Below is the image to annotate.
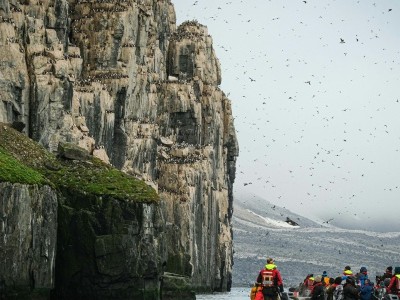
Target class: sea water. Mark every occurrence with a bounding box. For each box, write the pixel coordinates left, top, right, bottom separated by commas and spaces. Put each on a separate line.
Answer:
196, 287, 250, 299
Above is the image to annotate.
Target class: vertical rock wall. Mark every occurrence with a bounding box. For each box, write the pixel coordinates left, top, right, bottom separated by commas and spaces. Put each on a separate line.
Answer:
159, 22, 238, 291
0, 0, 238, 295
54, 192, 166, 300
0, 183, 57, 298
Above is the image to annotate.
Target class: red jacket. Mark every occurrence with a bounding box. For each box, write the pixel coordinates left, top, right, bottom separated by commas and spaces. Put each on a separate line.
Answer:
257, 264, 283, 288
388, 275, 400, 296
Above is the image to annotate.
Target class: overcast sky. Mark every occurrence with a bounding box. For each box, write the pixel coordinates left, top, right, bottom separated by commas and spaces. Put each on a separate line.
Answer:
172, 0, 400, 232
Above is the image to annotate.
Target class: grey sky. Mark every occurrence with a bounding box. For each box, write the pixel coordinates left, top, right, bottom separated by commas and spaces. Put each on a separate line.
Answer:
172, 0, 400, 232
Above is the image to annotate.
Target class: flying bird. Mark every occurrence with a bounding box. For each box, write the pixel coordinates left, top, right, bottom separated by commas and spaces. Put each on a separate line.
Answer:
322, 218, 334, 224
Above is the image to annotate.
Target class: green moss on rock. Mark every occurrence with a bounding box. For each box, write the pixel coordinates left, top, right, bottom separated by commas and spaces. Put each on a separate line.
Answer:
161, 273, 196, 300
43, 157, 158, 203
0, 123, 159, 203
0, 147, 48, 185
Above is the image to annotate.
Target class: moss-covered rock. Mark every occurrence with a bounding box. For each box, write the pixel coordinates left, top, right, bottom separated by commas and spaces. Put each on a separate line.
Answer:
0, 124, 164, 299
0, 123, 159, 203
57, 142, 90, 161
161, 273, 196, 300
0, 147, 48, 185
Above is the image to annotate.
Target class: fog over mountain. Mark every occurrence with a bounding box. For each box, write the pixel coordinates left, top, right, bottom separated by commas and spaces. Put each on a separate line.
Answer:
232, 192, 400, 288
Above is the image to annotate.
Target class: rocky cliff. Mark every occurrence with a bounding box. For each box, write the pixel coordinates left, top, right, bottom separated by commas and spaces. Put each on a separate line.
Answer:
0, 124, 163, 299
0, 0, 238, 298
0, 182, 57, 298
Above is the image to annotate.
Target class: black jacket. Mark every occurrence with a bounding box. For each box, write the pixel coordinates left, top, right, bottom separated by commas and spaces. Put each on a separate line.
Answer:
343, 284, 359, 300
312, 282, 325, 300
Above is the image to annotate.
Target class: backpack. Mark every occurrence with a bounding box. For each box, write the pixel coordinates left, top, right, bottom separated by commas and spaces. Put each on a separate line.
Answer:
334, 285, 344, 300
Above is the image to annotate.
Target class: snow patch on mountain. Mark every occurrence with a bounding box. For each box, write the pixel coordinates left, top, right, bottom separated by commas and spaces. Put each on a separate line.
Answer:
247, 209, 300, 228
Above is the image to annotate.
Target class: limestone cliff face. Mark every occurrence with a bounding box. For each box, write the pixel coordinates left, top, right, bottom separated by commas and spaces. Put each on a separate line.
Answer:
0, 0, 238, 296
159, 23, 237, 290
1, 123, 166, 299
0, 183, 57, 297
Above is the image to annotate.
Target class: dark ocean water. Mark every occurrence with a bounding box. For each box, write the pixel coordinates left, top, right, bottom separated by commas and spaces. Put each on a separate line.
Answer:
196, 287, 250, 299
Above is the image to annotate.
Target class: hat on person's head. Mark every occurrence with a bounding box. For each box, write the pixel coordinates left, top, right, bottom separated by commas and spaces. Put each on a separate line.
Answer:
344, 269, 353, 275
315, 275, 322, 283
360, 267, 367, 273
322, 271, 327, 277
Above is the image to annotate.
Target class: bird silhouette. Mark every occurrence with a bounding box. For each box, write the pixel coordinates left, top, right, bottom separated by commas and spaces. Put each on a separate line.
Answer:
322, 218, 334, 224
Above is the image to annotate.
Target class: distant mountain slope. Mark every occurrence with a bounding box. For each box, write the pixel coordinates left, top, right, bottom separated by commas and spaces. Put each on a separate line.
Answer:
233, 191, 321, 229
232, 192, 400, 288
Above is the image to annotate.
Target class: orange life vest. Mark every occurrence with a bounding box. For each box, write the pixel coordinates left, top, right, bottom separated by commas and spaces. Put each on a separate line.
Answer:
250, 285, 262, 300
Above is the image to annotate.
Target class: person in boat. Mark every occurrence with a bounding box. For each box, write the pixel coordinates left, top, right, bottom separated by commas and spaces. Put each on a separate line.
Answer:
255, 258, 284, 300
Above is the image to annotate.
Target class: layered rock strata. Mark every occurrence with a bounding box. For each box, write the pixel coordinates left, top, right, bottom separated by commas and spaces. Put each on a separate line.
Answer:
0, 0, 238, 297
